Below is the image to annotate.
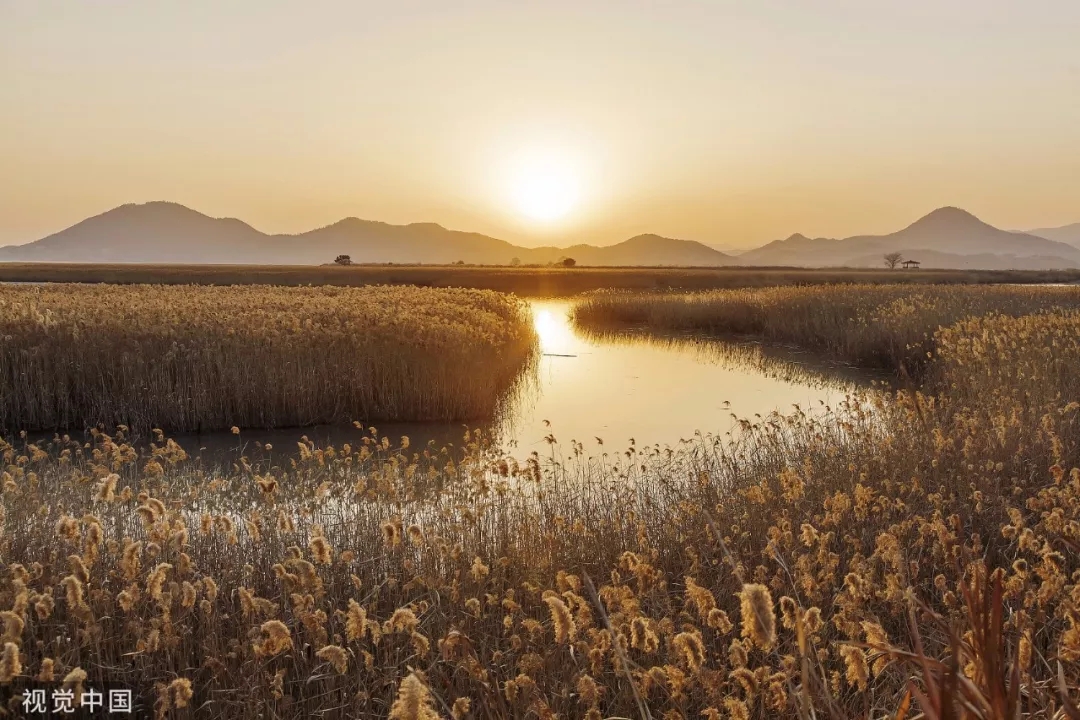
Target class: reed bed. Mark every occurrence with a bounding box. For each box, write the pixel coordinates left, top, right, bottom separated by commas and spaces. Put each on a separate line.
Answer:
572, 283, 1080, 376
2, 263, 1078, 296
0, 290, 1079, 717
0, 284, 536, 433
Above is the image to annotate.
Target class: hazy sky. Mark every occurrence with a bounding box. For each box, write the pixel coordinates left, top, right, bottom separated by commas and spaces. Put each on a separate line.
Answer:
2, 1, 1079, 249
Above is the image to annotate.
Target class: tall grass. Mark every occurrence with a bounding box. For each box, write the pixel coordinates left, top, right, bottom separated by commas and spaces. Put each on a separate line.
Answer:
572, 283, 1080, 375
2, 263, 1078, 296
0, 284, 536, 433
1, 287, 1079, 717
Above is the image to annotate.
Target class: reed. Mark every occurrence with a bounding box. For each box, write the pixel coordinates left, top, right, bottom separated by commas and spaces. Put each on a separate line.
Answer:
2, 263, 1078, 296
0, 284, 536, 433
0, 288, 1077, 717
572, 283, 1080, 375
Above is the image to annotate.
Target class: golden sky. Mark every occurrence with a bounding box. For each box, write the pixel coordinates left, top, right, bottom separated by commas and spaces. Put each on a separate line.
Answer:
2, 1, 1078, 249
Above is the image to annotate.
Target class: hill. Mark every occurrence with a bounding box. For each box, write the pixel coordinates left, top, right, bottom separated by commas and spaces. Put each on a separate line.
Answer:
738, 207, 1080, 269
4, 202, 1076, 270
523, 234, 736, 266
0, 202, 736, 267
0, 202, 271, 264
1029, 222, 1080, 249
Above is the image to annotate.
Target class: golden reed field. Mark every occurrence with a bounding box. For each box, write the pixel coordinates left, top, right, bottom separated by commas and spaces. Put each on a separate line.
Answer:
1, 263, 1079, 296
1, 283, 1080, 718
0, 284, 536, 432
572, 283, 1080, 377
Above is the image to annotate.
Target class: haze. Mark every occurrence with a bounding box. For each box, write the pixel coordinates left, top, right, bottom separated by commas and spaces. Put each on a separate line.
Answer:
2, 1, 1079, 249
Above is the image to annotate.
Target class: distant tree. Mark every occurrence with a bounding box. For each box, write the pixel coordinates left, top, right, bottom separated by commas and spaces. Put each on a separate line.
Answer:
883, 252, 903, 269
509, 257, 521, 267
454, 260, 465, 265
334, 254, 352, 266
561, 257, 576, 268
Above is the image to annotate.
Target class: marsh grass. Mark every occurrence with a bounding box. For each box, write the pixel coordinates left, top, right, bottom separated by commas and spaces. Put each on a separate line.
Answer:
0, 288, 1079, 717
572, 283, 1080, 376
2, 263, 1078, 296
0, 284, 536, 433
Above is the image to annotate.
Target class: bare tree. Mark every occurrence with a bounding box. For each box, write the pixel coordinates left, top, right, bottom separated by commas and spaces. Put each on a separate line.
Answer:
883, 252, 903, 269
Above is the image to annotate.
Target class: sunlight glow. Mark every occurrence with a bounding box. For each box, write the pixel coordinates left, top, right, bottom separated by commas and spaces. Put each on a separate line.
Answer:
509, 150, 581, 224
532, 307, 576, 355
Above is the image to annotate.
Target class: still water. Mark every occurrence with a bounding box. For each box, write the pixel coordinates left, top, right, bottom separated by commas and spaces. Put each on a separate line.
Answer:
172, 299, 871, 460
501, 299, 868, 452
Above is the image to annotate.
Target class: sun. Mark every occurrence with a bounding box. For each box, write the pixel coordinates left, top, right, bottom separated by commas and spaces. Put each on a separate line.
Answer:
509, 151, 581, 224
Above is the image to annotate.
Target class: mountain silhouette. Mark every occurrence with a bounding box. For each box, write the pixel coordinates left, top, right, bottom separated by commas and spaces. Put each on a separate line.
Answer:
738, 206, 1080, 268
1029, 222, 1080, 249
524, 234, 736, 267
2, 202, 1077, 269
0, 202, 737, 267
0, 202, 269, 264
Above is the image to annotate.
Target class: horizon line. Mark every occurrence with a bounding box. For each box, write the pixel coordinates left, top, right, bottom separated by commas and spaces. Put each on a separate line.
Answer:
5, 199, 1074, 254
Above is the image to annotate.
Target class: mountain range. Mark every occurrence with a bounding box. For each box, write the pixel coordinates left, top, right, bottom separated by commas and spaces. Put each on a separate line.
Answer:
738, 207, 1080, 269
1, 201, 1078, 269
0, 202, 737, 267
1028, 222, 1080, 249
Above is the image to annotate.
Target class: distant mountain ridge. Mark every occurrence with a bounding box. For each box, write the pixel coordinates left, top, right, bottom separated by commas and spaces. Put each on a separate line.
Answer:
0, 202, 737, 267
2, 201, 1078, 269
1028, 222, 1080, 249
739, 207, 1080, 269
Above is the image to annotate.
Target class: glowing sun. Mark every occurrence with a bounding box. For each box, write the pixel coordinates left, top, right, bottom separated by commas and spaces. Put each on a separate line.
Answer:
509, 151, 581, 223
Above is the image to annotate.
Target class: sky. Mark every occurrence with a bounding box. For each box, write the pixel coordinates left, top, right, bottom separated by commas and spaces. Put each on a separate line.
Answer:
2, 0, 1079, 249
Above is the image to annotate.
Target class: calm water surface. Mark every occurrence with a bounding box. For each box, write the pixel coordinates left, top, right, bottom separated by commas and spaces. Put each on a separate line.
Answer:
169, 299, 872, 461
501, 299, 868, 452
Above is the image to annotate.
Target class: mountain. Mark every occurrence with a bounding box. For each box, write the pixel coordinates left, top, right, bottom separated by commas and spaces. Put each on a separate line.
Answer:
738, 207, 1080, 269
288, 218, 525, 265
525, 234, 734, 267
0, 202, 270, 264
1029, 222, 1080, 249
4, 201, 1074, 269
705, 240, 748, 255
0, 202, 737, 267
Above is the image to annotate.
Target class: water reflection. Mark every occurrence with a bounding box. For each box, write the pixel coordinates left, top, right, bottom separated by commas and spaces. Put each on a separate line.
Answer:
496, 299, 873, 455
577, 326, 878, 392
534, 305, 579, 355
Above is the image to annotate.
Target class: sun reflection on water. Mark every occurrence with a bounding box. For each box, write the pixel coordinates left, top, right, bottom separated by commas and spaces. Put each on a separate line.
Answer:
514, 298, 876, 453
532, 306, 579, 355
